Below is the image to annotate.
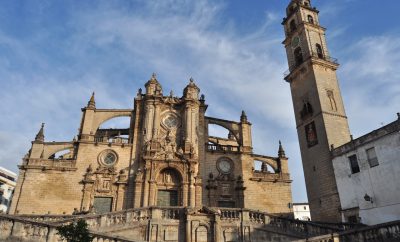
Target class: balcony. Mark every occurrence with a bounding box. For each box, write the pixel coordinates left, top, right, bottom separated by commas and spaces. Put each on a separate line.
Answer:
311, 51, 338, 64
94, 136, 129, 144
284, 52, 338, 80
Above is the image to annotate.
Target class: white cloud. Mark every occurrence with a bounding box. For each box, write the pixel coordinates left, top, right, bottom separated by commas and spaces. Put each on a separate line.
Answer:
339, 35, 400, 136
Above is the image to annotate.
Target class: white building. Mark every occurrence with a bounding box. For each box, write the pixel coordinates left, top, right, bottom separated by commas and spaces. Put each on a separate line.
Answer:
332, 114, 400, 225
292, 203, 311, 221
0, 167, 17, 213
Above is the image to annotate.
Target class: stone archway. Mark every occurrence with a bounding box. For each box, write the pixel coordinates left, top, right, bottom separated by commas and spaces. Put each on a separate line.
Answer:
156, 168, 182, 206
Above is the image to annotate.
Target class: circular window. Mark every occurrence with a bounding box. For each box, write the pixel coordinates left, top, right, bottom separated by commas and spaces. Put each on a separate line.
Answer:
104, 152, 116, 165
98, 150, 118, 167
162, 114, 179, 129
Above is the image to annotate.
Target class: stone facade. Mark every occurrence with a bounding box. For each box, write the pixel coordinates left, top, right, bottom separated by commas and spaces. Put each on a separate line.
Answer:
9, 74, 292, 218
282, 0, 351, 222
332, 115, 400, 225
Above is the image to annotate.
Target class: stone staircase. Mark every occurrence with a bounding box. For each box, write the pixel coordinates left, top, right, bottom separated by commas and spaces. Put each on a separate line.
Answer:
1, 207, 395, 242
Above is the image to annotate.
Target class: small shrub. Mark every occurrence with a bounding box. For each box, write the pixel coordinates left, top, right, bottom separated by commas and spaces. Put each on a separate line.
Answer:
57, 219, 93, 242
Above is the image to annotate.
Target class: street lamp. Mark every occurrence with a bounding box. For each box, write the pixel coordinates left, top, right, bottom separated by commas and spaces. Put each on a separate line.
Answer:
364, 194, 373, 203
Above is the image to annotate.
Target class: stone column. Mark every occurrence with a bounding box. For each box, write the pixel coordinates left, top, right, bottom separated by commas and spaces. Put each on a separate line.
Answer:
81, 181, 94, 212
214, 215, 221, 242
115, 183, 127, 210
144, 104, 154, 141
142, 168, 150, 207
186, 214, 191, 242
191, 107, 199, 155
189, 172, 195, 207
182, 182, 189, 207
152, 103, 160, 139
185, 105, 192, 152
133, 181, 143, 208
195, 177, 202, 207
148, 180, 156, 206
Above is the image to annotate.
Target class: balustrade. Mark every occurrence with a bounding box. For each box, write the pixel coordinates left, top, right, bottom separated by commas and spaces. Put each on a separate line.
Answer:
220, 209, 240, 220
249, 211, 265, 224
338, 221, 400, 241
161, 208, 181, 220
207, 144, 240, 153
91, 232, 136, 242
94, 136, 129, 144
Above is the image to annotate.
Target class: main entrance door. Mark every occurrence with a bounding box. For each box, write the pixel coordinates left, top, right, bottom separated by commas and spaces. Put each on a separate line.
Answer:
157, 190, 178, 206
93, 197, 113, 214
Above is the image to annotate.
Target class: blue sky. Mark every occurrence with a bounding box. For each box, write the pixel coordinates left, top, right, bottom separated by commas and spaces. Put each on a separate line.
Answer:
0, 0, 399, 203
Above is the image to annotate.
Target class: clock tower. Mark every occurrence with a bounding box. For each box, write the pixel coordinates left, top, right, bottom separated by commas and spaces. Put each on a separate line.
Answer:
282, 0, 351, 222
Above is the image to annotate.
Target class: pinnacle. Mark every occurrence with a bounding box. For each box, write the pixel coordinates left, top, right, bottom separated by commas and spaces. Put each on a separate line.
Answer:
278, 140, 286, 158
240, 110, 248, 123
35, 123, 45, 142
87, 92, 96, 109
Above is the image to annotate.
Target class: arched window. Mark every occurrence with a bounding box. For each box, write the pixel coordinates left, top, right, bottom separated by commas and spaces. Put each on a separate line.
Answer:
294, 47, 303, 66
288, 6, 296, 15
290, 20, 297, 32
307, 15, 314, 24
316, 44, 323, 58
300, 101, 313, 120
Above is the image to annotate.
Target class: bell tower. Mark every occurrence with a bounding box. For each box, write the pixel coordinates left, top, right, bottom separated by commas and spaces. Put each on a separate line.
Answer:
282, 0, 351, 222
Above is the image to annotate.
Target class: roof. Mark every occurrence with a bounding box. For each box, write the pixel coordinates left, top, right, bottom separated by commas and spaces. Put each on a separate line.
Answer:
0, 167, 17, 178
332, 115, 400, 157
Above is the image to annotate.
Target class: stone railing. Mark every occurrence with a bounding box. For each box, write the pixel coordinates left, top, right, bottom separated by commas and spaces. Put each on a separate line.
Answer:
210, 207, 342, 238
160, 207, 182, 220
94, 136, 129, 144
269, 216, 339, 237
0, 214, 139, 242
55, 207, 152, 230
206, 144, 240, 153
308, 220, 365, 231
249, 210, 266, 224
91, 232, 137, 242
220, 209, 241, 221
15, 214, 75, 222
338, 220, 400, 242
294, 220, 400, 242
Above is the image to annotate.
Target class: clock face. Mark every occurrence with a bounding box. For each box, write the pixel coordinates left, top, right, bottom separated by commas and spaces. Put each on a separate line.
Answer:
291, 36, 300, 48
217, 159, 232, 174
164, 115, 178, 129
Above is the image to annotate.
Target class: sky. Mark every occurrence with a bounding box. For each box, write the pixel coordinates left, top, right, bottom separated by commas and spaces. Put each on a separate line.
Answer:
0, 0, 399, 203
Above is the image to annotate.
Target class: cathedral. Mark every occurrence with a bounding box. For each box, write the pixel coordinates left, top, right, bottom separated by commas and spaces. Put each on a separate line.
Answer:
10, 74, 292, 216
2, 0, 400, 241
